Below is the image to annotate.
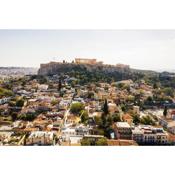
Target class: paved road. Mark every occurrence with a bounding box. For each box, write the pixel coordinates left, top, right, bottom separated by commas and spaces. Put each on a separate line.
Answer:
57, 95, 74, 145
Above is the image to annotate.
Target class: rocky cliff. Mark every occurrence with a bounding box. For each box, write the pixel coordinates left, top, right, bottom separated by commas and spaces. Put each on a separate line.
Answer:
38, 62, 131, 76
38, 62, 160, 84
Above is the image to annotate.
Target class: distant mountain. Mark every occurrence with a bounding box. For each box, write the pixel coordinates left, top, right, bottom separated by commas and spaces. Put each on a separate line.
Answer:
0, 67, 38, 76
156, 69, 175, 73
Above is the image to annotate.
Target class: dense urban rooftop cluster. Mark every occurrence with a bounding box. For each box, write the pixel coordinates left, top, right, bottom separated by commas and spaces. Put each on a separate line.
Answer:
1, 59, 175, 146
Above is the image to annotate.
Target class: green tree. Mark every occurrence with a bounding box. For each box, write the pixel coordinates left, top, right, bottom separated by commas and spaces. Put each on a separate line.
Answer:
112, 113, 121, 122
18, 113, 36, 121
11, 112, 18, 121
101, 113, 107, 128
147, 96, 153, 102
106, 116, 113, 126
103, 99, 109, 115
127, 95, 135, 103
121, 104, 127, 112
96, 129, 105, 135
163, 87, 174, 98
38, 76, 48, 84
0, 87, 13, 98
95, 138, 108, 146
81, 137, 108, 146
58, 79, 62, 91
94, 116, 103, 126
87, 91, 94, 99
80, 110, 89, 123
153, 83, 158, 89
16, 98, 25, 107
163, 106, 168, 117
133, 114, 141, 125
81, 138, 92, 146
117, 83, 125, 89
70, 102, 85, 114
141, 115, 155, 125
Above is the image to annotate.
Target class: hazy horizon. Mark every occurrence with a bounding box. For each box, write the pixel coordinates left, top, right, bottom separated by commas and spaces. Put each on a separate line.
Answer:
1, 30, 175, 71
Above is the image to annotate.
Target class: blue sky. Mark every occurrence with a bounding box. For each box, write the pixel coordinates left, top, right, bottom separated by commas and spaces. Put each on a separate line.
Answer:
0, 30, 175, 70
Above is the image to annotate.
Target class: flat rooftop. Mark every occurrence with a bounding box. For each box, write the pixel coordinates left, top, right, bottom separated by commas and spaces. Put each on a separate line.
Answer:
116, 122, 130, 128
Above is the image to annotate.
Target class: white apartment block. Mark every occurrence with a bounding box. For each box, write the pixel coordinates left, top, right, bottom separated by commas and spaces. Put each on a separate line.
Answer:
132, 125, 168, 145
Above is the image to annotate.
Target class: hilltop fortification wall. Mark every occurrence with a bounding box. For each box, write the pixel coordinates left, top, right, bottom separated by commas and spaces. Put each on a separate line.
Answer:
38, 62, 130, 76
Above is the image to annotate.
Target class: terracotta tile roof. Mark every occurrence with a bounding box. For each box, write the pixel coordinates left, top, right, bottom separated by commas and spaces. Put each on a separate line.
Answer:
122, 113, 132, 120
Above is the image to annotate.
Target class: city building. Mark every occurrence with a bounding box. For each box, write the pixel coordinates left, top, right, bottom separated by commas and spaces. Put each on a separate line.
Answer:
26, 131, 55, 145
132, 125, 168, 145
0, 97, 11, 105
114, 122, 132, 140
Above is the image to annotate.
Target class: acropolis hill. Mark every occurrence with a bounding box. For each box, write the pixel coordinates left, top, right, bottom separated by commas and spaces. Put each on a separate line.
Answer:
38, 58, 131, 76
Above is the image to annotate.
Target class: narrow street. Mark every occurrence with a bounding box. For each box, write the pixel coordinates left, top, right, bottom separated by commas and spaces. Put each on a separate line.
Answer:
56, 95, 74, 145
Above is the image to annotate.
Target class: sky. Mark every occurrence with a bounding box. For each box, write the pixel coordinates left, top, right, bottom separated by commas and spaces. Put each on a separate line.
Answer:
0, 30, 175, 70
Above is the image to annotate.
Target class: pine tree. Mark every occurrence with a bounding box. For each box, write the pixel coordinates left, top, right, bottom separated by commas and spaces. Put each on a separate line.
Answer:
58, 79, 62, 91
163, 106, 168, 117
103, 99, 109, 115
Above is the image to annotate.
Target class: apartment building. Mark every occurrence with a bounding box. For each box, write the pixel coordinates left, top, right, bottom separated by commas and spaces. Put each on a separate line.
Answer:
26, 131, 55, 145
114, 122, 132, 140
132, 125, 168, 145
